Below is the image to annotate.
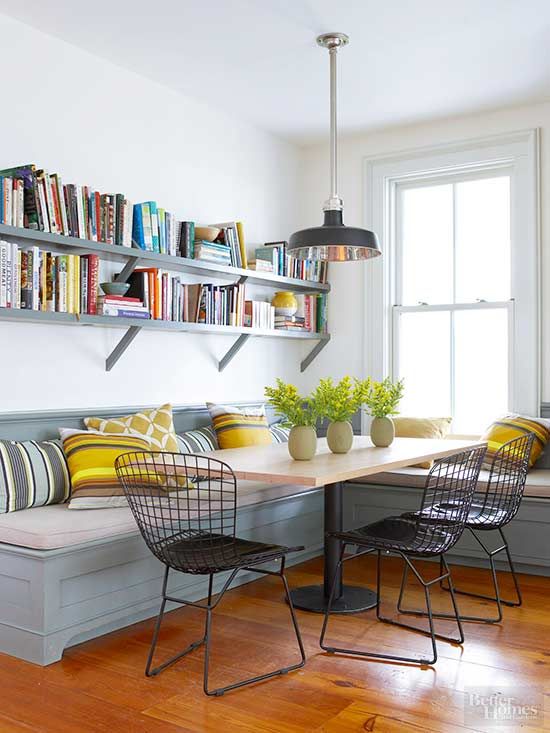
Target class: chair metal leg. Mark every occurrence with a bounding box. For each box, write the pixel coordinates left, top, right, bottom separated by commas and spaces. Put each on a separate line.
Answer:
146, 562, 305, 695
436, 527, 521, 623
204, 559, 306, 696
399, 546, 504, 625
146, 567, 217, 677
320, 547, 460, 666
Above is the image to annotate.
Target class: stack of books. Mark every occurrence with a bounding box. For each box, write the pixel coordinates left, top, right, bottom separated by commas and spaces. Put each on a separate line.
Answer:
0, 164, 133, 245
254, 241, 329, 283
193, 240, 232, 265
0, 240, 99, 313
274, 314, 306, 331
273, 293, 328, 334
244, 300, 275, 330
208, 222, 247, 268
97, 294, 150, 319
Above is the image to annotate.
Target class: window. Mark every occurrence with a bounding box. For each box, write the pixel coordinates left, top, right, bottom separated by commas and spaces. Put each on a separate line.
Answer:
395, 173, 512, 432
365, 131, 540, 434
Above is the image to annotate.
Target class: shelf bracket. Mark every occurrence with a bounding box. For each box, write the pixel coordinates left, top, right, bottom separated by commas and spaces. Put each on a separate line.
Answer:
218, 334, 250, 372
115, 256, 142, 283
301, 336, 330, 372
237, 275, 248, 285
106, 326, 142, 371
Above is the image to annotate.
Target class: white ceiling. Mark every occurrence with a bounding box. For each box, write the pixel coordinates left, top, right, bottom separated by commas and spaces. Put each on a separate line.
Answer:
3, 0, 550, 144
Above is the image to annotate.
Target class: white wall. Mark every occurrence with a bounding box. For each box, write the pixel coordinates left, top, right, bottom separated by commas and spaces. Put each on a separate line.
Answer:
297, 102, 550, 402
0, 13, 306, 412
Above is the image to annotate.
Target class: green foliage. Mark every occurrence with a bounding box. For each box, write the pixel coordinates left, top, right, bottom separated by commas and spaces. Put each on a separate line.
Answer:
264, 379, 320, 428
364, 377, 405, 418
312, 376, 371, 423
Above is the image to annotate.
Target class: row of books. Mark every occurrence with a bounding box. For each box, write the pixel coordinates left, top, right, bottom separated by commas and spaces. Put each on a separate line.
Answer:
193, 222, 247, 268
252, 241, 328, 283
0, 164, 133, 246
0, 240, 99, 313
274, 293, 328, 334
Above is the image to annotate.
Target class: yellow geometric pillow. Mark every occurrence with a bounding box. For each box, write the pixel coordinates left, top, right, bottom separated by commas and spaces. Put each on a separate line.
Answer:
393, 417, 452, 469
85, 403, 179, 453
207, 402, 272, 449
59, 429, 152, 509
480, 415, 550, 469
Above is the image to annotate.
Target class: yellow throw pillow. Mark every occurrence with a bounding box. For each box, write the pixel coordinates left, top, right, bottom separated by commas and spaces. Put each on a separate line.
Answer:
207, 402, 272, 449
85, 403, 179, 453
480, 415, 550, 469
59, 429, 152, 509
393, 417, 452, 469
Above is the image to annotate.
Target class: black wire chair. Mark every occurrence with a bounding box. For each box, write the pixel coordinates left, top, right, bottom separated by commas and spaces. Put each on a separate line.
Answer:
398, 434, 533, 624
115, 451, 306, 696
320, 445, 486, 666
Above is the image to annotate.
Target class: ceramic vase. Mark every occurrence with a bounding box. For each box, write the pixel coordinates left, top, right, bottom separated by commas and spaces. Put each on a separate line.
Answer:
370, 416, 395, 447
288, 425, 317, 460
326, 420, 353, 454
271, 291, 298, 317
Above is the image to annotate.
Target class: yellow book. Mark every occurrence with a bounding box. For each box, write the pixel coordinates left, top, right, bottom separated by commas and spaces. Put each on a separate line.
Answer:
236, 221, 248, 270
74, 256, 80, 314
40, 251, 47, 311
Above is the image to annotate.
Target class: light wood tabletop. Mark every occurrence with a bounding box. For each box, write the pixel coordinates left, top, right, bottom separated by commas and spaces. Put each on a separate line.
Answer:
200, 435, 485, 613
201, 436, 484, 487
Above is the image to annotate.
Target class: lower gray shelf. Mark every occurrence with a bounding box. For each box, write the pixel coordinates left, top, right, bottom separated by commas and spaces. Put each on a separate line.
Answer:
0, 307, 330, 372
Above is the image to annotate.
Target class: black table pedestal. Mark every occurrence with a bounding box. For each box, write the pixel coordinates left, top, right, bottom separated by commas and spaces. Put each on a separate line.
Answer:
289, 481, 378, 614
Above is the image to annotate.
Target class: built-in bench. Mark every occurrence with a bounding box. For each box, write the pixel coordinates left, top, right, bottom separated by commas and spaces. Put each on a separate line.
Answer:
344, 448, 550, 577
0, 404, 326, 665
2, 405, 549, 666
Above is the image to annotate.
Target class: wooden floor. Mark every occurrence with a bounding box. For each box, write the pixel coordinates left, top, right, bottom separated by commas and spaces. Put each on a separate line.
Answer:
1, 555, 549, 732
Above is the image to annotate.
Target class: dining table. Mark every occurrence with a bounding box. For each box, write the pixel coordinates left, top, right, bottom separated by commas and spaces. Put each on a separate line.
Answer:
201, 435, 483, 613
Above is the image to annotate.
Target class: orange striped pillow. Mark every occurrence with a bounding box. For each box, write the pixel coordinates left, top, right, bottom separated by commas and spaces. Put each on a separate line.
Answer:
207, 403, 272, 449
59, 429, 151, 509
480, 415, 550, 469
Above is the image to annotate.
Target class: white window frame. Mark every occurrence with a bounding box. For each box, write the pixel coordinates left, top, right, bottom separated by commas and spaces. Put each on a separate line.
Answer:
363, 130, 540, 432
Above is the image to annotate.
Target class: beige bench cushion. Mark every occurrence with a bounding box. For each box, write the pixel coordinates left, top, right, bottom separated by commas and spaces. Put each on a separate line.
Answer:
0, 480, 310, 550
348, 468, 550, 499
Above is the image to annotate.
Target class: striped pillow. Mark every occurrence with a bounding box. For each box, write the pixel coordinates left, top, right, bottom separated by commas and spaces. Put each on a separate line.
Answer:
481, 415, 550, 469
177, 426, 219, 454
59, 429, 152, 510
269, 423, 291, 444
0, 439, 70, 513
207, 403, 272, 449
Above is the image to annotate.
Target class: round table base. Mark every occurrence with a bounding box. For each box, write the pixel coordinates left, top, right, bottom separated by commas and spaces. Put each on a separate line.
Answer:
289, 584, 378, 614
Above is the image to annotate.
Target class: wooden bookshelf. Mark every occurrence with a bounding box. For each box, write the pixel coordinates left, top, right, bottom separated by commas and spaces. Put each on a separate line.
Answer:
0, 223, 331, 372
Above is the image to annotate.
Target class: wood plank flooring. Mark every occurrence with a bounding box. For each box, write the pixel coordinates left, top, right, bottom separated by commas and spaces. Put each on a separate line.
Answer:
0, 555, 549, 732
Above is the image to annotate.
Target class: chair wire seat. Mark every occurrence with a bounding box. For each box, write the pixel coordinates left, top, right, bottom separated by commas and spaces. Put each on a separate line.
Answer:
115, 451, 306, 695
398, 433, 533, 624
320, 445, 486, 667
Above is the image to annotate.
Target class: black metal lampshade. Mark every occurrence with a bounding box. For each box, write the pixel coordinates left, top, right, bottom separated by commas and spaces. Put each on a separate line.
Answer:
289, 209, 380, 262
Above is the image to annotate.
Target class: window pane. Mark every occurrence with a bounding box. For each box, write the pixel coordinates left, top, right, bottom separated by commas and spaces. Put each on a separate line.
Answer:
396, 311, 451, 416
455, 176, 511, 302
400, 184, 453, 305
453, 308, 509, 434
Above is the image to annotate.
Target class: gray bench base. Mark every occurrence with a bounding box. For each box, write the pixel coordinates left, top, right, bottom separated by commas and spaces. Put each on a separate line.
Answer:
0, 489, 324, 666
345, 483, 550, 576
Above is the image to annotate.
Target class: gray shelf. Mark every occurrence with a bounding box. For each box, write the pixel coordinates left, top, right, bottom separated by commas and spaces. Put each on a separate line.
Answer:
0, 223, 330, 294
0, 307, 330, 372
0, 222, 330, 372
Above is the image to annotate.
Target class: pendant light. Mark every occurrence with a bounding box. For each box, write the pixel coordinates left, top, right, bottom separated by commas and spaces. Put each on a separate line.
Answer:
288, 33, 381, 262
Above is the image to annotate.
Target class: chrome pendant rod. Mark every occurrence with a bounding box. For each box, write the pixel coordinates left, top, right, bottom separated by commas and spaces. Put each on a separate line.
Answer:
317, 33, 348, 211
329, 44, 338, 201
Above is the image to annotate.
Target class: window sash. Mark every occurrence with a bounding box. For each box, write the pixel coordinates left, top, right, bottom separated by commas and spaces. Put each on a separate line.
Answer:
392, 301, 515, 425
